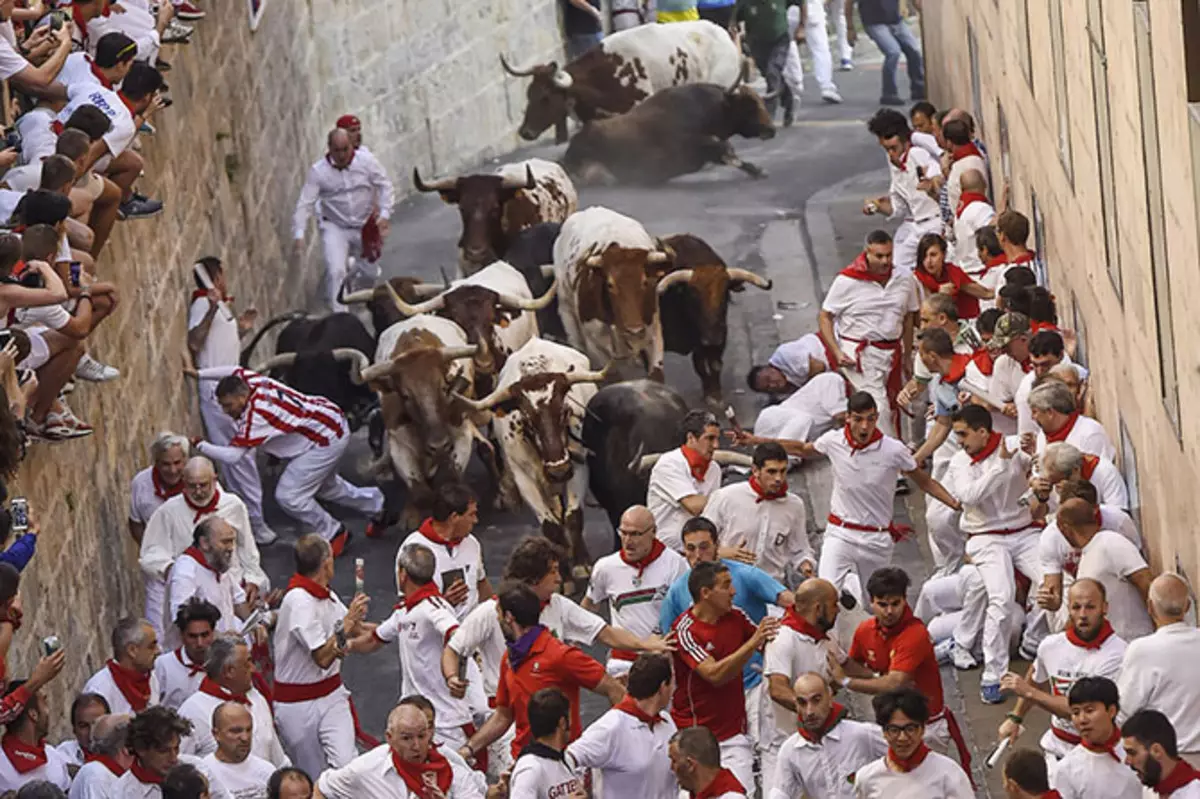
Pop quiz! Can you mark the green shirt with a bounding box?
[737,0,790,47]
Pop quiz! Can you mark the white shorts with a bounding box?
[19,325,50,371]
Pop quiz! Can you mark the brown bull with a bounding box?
[412,165,535,269]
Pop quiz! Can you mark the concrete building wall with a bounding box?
[9,0,565,732]
[922,1,1200,575]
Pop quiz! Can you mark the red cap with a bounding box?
[336,114,360,130]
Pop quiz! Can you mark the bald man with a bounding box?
[68,713,133,798]
[584,506,689,677]
[293,128,395,311]
[315,704,482,798]
[1119,574,1200,765]
[140,455,268,640]
[201,702,276,798]
[951,168,996,282]
[1057,498,1154,642]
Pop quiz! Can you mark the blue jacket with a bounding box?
[0,535,36,571]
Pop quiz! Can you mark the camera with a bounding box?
[41,635,60,657]
[17,270,43,289]
[10,497,27,534]
[2,128,20,152]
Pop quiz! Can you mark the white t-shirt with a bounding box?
[752,372,847,441]
[770,720,886,799]
[853,750,973,799]
[1052,740,1142,799]
[646,448,721,551]
[0,36,28,80]
[762,626,842,735]
[821,270,919,342]
[0,738,71,793]
[57,51,100,91]
[398,528,485,620]
[153,647,205,711]
[1077,531,1153,641]
[813,429,916,529]
[58,81,138,157]
[16,107,55,166]
[509,747,583,799]
[767,333,827,387]
[82,664,162,715]
[887,145,943,224]
[129,466,171,525]
[179,687,288,767]
[166,551,246,637]
[566,706,678,799]
[1038,505,1139,578]
[200,753,276,799]
[951,200,996,276]
[943,440,1033,535]
[188,297,240,371]
[272,586,346,686]
[705,481,813,583]
[112,753,233,799]
[1032,629,1126,757]
[1014,355,1076,436]
[68,757,123,799]
[1036,415,1117,462]
[1117,623,1200,754]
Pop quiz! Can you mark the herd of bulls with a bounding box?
[241,21,780,577]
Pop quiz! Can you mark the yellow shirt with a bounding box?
[657,7,700,21]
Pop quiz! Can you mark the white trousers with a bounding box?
[927,500,964,574]
[199,384,265,526]
[275,688,357,778]
[818,525,894,609]
[718,734,754,799]
[275,433,384,541]
[781,42,806,108]
[94,2,160,64]
[839,341,900,438]
[965,529,1043,683]
[143,574,166,639]
[319,221,379,311]
[786,0,839,94]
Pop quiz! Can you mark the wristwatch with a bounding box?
[840,676,852,689]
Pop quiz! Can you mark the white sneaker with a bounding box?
[951,643,979,671]
[822,89,844,104]
[75,354,120,382]
[933,638,954,665]
[251,520,278,546]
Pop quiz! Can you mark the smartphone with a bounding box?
[456,654,468,682]
[68,262,81,288]
[724,405,743,435]
[10,498,28,535]
[354,558,365,595]
[41,635,60,657]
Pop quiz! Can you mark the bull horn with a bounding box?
[412,167,457,193]
[500,54,538,77]
[496,280,557,311]
[631,453,663,473]
[552,68,574,90]
[565,361,611,385]
[585,255,603,267]
[252,352,296,372]
[727,58,748,93]
[712,450,755,467]
[360,360,393,383]
[656,269,694,295]
[726,267,772,289]
[453,383,513,412]
[646,251,672,264]
[539,264,556,278]
[761,87,781,102]
[386,280,444,317]
[330,348,370,384]
[439,345,480,363]
[411,282,449,298]
[501,164,536,191]
[340,288,376,304]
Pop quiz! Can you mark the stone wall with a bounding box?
[10,0,565,734]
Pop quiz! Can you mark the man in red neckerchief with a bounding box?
[852,689,972,798]
[166,518,259,648]
[1026,379,1116,461]
[128,432,189,547]
[668,726,747,799]
[1054,677,1143,799]
[84,617,161,715]
[316,703,479,798]
[999,579,1126,763]
[398,483,491,621]
[952,170,996,280]
[1124,710,1200,798]
[153,598,219,712]
[1001,747,1061,799]
[113,706,220,797]
[771,672,886,799]
[996,209,1041,282]
[647,410,724,552]
[67,713,133,797]
[818,229,918,439]
[0,680,71,792]
[941,118,988,217]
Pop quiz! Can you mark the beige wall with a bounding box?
[923,1,1200,575]
[10,0,564,733]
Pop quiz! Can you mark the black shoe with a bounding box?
[155,58,172,72]
[118,195,163,220]
[839,590,858,610]
[782,107,794,127]
[879,95,906,106]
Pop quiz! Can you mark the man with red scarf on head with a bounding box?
[0,680,71,792]
[84,618,162,716]
[703,442,814,585]
[647,410,724,552]
[818,228,918,439]
[1053,677,1143,799]
[770,672,886,799]
[316,703,482,798]
[128,432,189,548]
[853,688,973,798]
[1123,710,1200,798]
[998,579,1127,765]
[582,506,688,678]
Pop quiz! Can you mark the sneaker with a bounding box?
[162,19,193,43]
[174,1,206,19]
[951,644,978,671]
[839,58,854,71]
[251,521,278,546]
[38,413,92,440]
[821,89,844,104]
[838,590,858,611]
[933,638,954,666]
[980,682,1004,705]
[75,354,120,382]
[880,96,906,107]
[155,58,172,72]
[782,106,794,127]
[895,476,910,495]
[139,121,156,135]
[118,195,163,220]
[330,527,350,557]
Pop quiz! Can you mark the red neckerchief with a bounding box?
[116,92,138,118]
[680,445,712,482]
[91,753,127,776]
[944,353,972,384]
[1030,320,1058,334]
[1081,455,1098,480]
[403,582,442,611]
[1010,251,1035,265]
[692,767,745,799]
[199,676,250,705]
[844,424,883,455]
[418,517,459,555]
[840,252,891,286]
[613,695,664,728]
[895,145,911,172]
[619,539,666,578]
[87,59,114,90]
[286,573,331,600]
[876,605,919,641]
[1155,760,1200,796]
[780,607,828,641]
[970,431,1003,464]
[0,734,47,774]
[748,475,787,503]
[956,191,990,218]
[1082,727,1122,761]
[130,760,163,784]
[70,2,110,48]
[182,546,214,573]
[391,745,453,795]
[984,254,1008,273]
[1066,619,1115,651]
[105,659,151,711]
[1044,412,1080,443]
[972,348,994,376]
[889,742,931,772]
[151,468,183,500]
[798,702,848,744]
[191,289,233,303]
[1041,792,1063,799]
[174,647,204,676]
[184,488,220,522]
[913,266,947,295]
[951,142,984,162]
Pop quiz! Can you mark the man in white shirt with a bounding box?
[1122,709,1200,798]
[1117,573,1200,766]
[0,21,69,98]
[704,442,815,584]
[746,332,834,395]
[178,635,288,767]
[980,312,1032,436]
[0,683,71,793]
[1028,380,1116,461]
[1053,676,1143,799]
[668,726,748,799]
[128,432,188,547]
[54,693,110,768]
[943,404,1042,702]
[114,706,233,799]
[153,598,219,711]
[192,366,385,556]
[293,128,394,310]
[166,518,255,643]
[770,672,886,799]
[818,230,918,438]
[1034,440,1128,514]
[1000,748,1057,799]
[507,688,586,799]
[567,653,678,799]
[397,483,490,620]
[997,578,1126,764]
[315,703,483,799]
[186,256,272,545]
[272,534,370,779]
[1057,499,1154,642]
[939,119,988,218]
[200,703,277,799]
[1015,331,1079,439]
[862,109,944,273]
[67,713,133,799]
[750,372,848,443]
[582,506,688,677]
[83,618,162,715]
[647,410,723,551]
[951,170,994,278]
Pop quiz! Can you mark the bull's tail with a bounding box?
[239,311,310,366]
